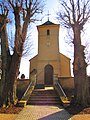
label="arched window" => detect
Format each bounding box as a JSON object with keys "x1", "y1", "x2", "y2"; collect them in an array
[{"x1": 47, "y1": 29, "x2": 50, "y2": 36}]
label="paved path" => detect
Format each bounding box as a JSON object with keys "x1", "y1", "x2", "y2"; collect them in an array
[{"x1": 15, "y1": 105, "x2": 72, "y2": 120}]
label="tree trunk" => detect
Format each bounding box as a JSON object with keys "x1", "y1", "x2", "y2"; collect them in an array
[
  {"x1": 0, "y1": 21, "x2": 18, "y2": 106},
  {"x1": 0, "y1": 26, "x2": 20, "y2": 106},
  {"x1": 2, "y1": 50, "x2": 21, "y2": 105},
  {"x1": 0, "y1": 24, "x2": 8, "y2": 106},
  {"x1": 73, "y1": 23, "x2": 90, "y2": 106}
]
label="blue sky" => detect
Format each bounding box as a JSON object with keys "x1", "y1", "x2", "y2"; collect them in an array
[{"x1": 44, "y1": 0, "x2": 59, "y2": 22}]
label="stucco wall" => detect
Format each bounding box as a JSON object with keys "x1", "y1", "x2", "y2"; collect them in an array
[
  {"x1": 60, "y1": 54, "x2": 71, "y2": 77},
  {"x1": 58, "y1": 77, "x2": 74, "y2": 89},
  {"x1": 59, "y1": 77, "x2": 90, "y2": 91}
]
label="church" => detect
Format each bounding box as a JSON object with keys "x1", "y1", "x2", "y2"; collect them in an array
[{"x1": 29, "y1": 20, "x2": 71, "y2": 88}]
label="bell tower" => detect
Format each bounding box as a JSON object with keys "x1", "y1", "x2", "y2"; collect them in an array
[
  {"x1": 36, "y1": 20, "x2": 61, "y2": 86},
  {"x1": 37, "y1": 21, "x2": 60, "y2": 61}
]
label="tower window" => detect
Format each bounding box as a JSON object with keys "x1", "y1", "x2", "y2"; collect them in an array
[{"x1": 47, "y1": 29, "x2": 50, "y2": 36}]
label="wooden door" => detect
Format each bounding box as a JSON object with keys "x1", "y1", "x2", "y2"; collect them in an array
[{"x1": 44, "y1": 64, "x2": 53, "y2": 85}]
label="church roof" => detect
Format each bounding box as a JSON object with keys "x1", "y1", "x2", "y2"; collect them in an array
[
  {"x1": 41, "y1": 20, "x2": 56, "y2": 25},
  {"x1": 60, "y1": 53, "x2": 71, "y2": 60},
  {"x1": 37, "y1": 20, "x2": 59, "y2": 27}
]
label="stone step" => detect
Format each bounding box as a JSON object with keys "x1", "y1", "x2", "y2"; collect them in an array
[
  {"x1": 29, "y1": 96, "x2": 59, "y2": 99},
  {"x1": 31, "y1": 94, "x2": 58, "y2": 97},
  {"x1": 30, "y1": 95, "x2": 58, "y2": 98},
  {"x1": 27, "y1": 100, "x2": 61, "y2": 105},
  {"x1": 31, "y1": 91, "x2": 57, "y2": 96},
  {"x1": 31, "y1": 92, "x2": 57, "y2": 95},
  {"x1": 27, "y1": 88, "x2": 62, "y2": 105},
  {"x1": 29, "y1": 97, "x2": 60, "y2": 101}
]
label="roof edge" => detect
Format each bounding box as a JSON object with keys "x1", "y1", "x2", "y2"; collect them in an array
[{"x1": 37, "y1": 20, "x2": 59, "y2": 27}]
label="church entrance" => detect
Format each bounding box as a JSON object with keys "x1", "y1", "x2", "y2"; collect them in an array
[{"x1": 44, "y1": 64, "x2": 53, "y2": 86}]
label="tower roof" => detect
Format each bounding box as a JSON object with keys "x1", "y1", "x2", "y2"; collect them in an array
[
  {"x1": 38, "y1": 20, "x2": 59, "y2": 27},
  {"x1": 42, "y1": 20, "x2": 56, "y2": 25}
]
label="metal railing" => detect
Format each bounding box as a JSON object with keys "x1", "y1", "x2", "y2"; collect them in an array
[
  {"x1": 21, "y1": 74, "x2": 36, "y2": 101},
  {"x1": 56, "y1": 82, "x2": 67, "y2": 98},
  {"x1": 54, "y1": 74, "x2": 67, "y2": 98},
  {"x1": 22, "y1": 81, "x2": 33, "y2": 98}
]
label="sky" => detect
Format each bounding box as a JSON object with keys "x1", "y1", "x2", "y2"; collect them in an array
[{"x1": 19, "y1": 0, "x2": 90, "y2": 78}]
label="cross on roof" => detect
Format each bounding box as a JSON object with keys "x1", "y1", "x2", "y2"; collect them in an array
[{"x1": 46, "y1": 11, "x2": 51, "y2": 21}]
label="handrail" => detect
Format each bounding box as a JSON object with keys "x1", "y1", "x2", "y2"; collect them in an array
[
  {"x1": 53, "y1": 74, "x2": 67, "y2": 98},
  {"x1": 57, "y1": 82, "x2": 67, "y2": 98},
  {"x1": 23, "y1": 81, "x2": 32, "y2": 97},
  {"x1": 17, "y1": 80, "x2": 35, "y2": 106},
  {"x1": 21, "y1": 74, "x2": 36, "y2": 101}
]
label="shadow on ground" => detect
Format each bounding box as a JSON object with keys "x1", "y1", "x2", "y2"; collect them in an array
[
  {"x1": 38, "y1": 109, "x2": 72, "y2": 120},
  {"x1": 64, "y1": 104, "x2": 86, "y2": 115}
]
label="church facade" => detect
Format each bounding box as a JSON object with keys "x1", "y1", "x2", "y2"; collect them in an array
[{"x1": 29, "y1": 20, "x2": 71, "y2": 88}]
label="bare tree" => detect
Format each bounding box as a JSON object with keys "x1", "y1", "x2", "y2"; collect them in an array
[
  {"x1": 84, "y1": 39, "x2": 90, "y2": 66},
  {"x1": 57, "y1": 0, "x2": 90, "y2": 106},
  {"x1": 0, "y1": 0, "x2": 44, "y2": 107},
  {"x1": 22, "y1": 25, "x2": 35, "y2": 58},
  {"x1": 0, "y1": 2, "x2": 9, "y2": 106},
  {"x1": 8, "y1": 24, "x2": 35, "y2": 58}
]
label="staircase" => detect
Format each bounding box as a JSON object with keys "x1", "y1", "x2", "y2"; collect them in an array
[{"x1": 27, "y1": 87, "x2": 63, "y2": 105}]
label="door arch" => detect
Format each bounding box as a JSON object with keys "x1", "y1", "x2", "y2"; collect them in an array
[{"x1": 44, "y1": 64, "x2": 53, "y2": 85}]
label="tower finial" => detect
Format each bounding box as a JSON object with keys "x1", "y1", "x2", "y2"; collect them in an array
[{"x1": 47, "y1": 11, "x2": 50, "y2": 21}]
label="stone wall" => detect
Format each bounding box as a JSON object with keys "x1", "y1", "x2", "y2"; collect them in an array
[
  {"x1": 59, "y1": 76, "x2": 90, "y2": 90},
  {"x1": 16, "y1": 79, "x2": 31, "y2": 100}
]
